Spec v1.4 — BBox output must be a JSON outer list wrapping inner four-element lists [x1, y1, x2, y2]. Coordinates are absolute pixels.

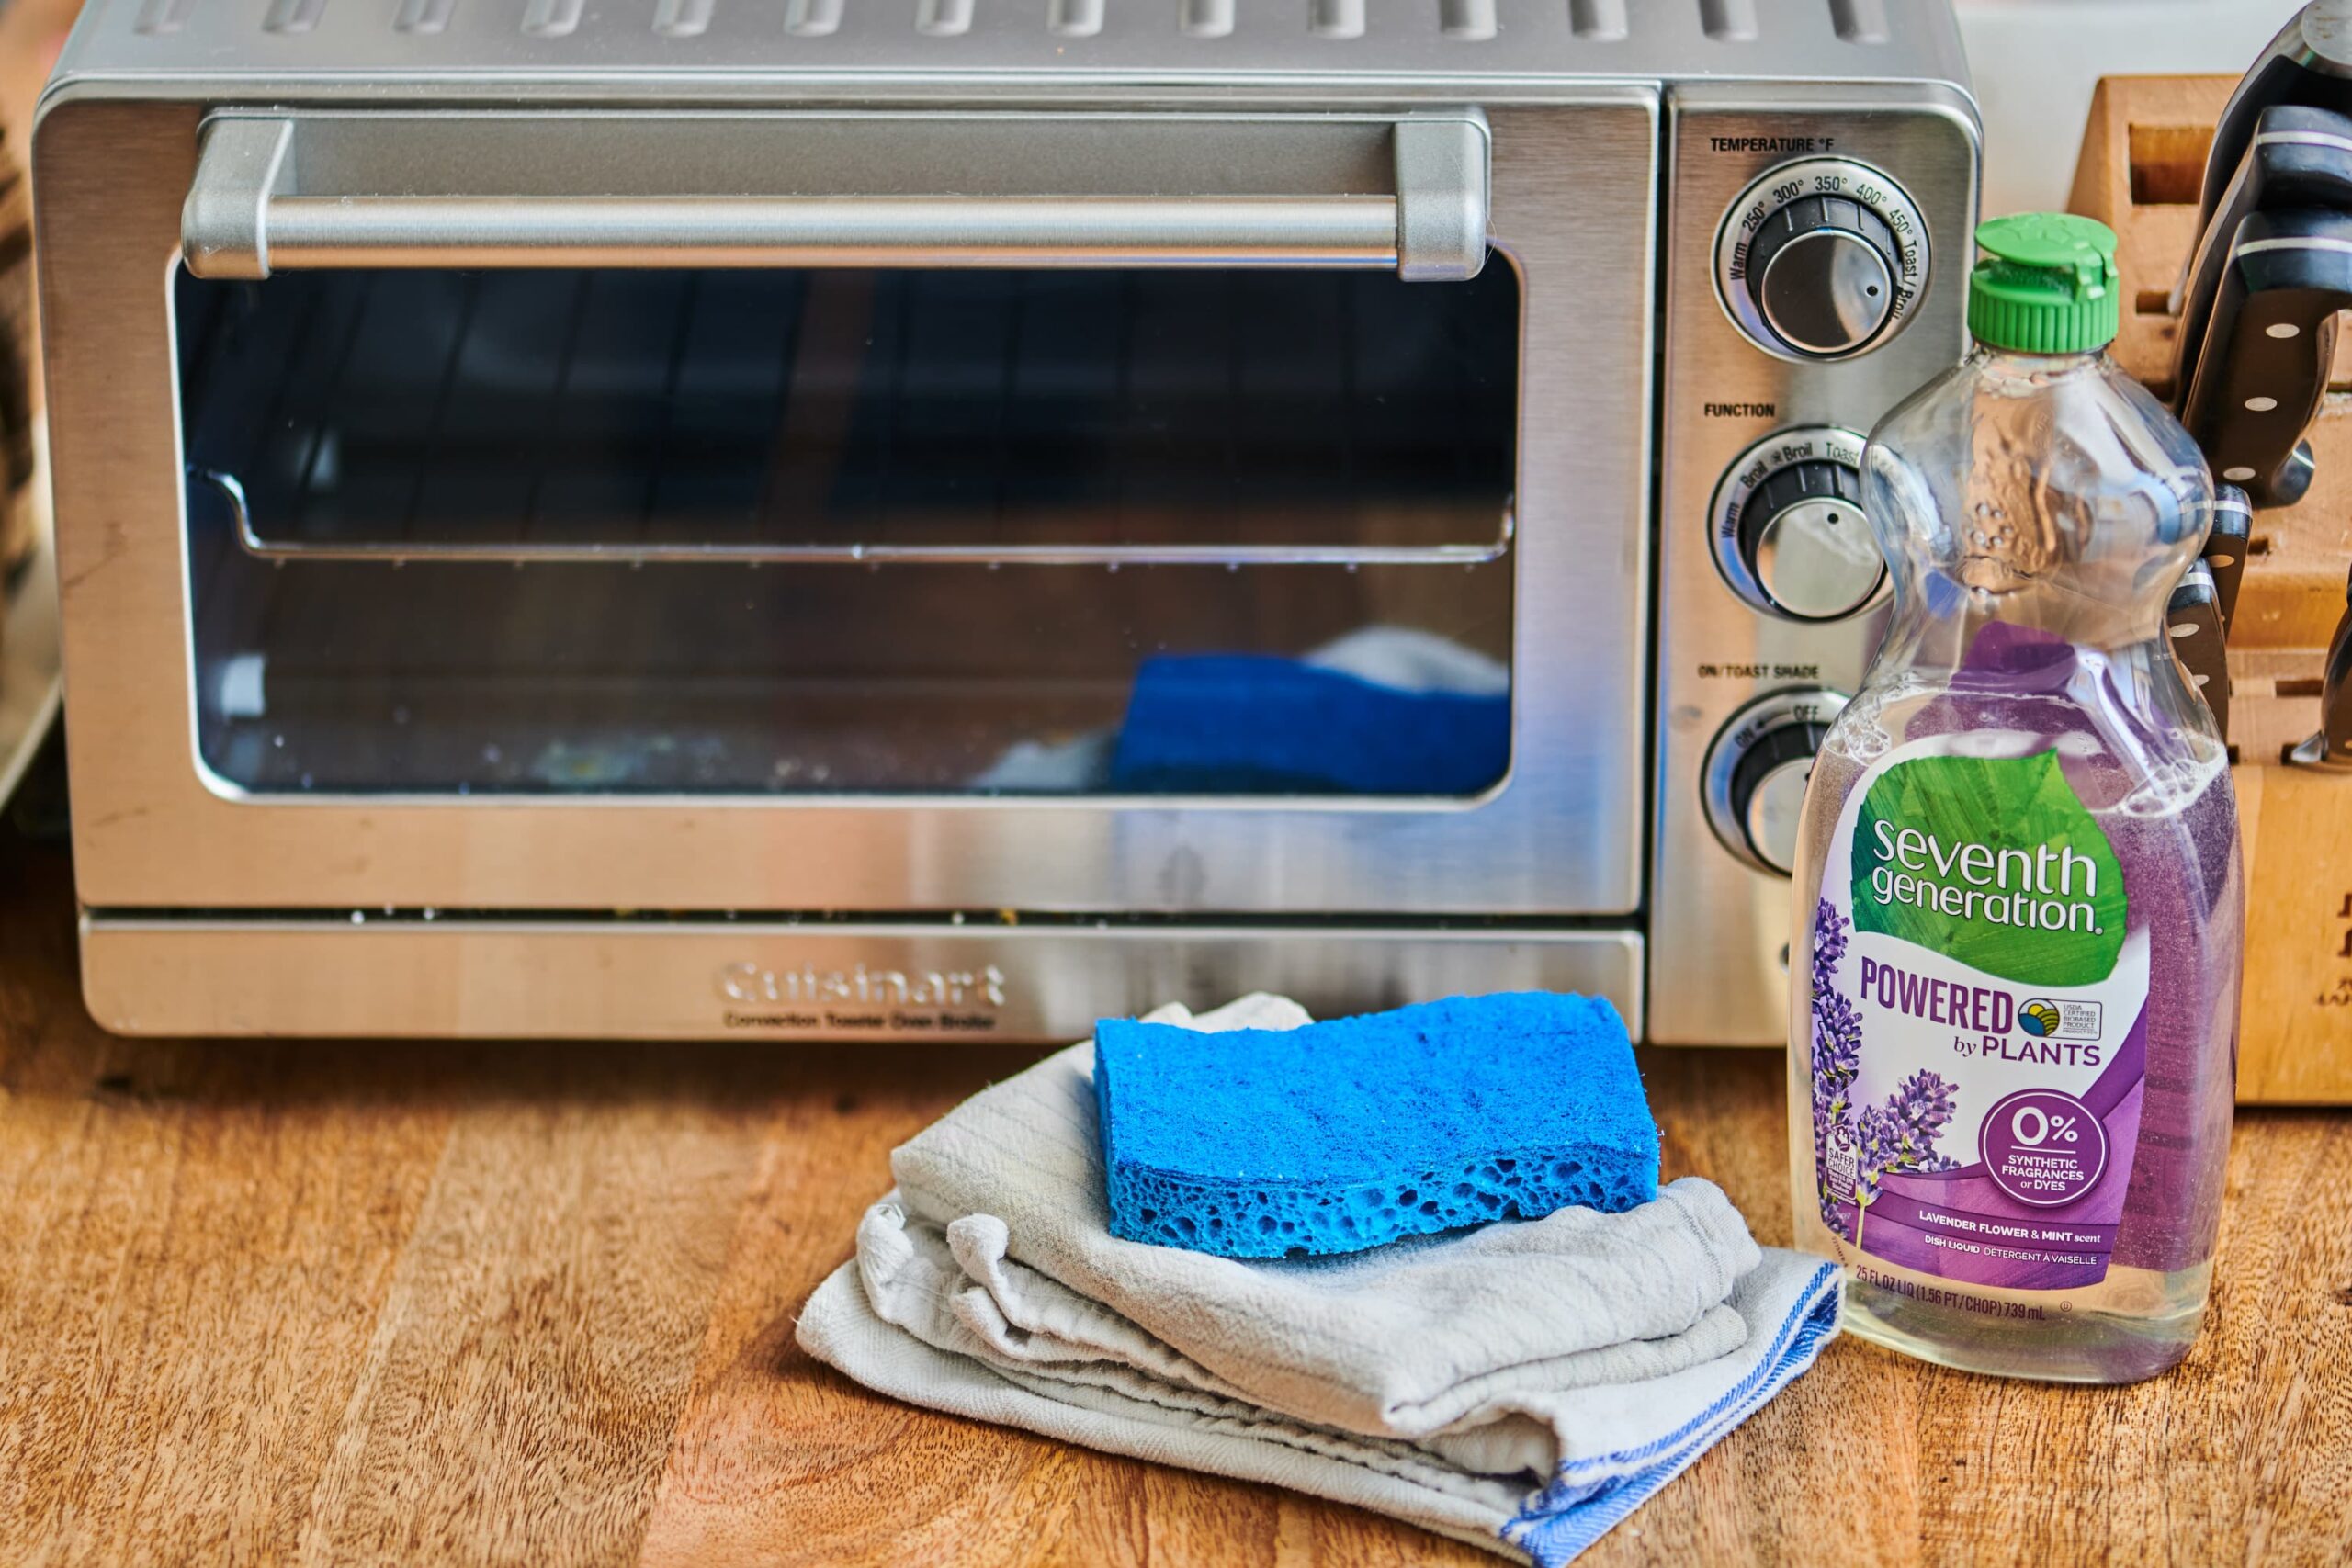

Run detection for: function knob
[[1716, 159, 1930, 362], [1703, 690, 1849, 878], [1745, 195, 1899, 357], [1739, 457, 1883, 621], [1710, 426, 1885, 622]]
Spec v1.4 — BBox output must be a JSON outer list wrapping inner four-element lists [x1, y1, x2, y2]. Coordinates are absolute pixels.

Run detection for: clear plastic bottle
[[1787, 214, 2243, 1383]]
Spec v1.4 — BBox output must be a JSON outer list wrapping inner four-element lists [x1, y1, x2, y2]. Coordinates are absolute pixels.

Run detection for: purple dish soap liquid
[[1787, 214, 2243, 1383]]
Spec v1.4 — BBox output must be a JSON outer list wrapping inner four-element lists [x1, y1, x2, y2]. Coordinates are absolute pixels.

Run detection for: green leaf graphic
[[1850, 750, 2125, 987]]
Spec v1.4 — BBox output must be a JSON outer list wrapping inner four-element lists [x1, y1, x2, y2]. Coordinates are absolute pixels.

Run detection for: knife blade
[[2195, 3, 2352, 242], [2179, 208, 2352, 508], [2324, 562, 2352, 758], [2168, 559, 2231, 742], [2204, 483, 2253, 636], [2172, 105, 2352, 410], [2290, 561, 2352, 768]]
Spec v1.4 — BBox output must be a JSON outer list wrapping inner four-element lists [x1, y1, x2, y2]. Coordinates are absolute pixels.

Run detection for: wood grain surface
[[0, 835, 2344, 1565]]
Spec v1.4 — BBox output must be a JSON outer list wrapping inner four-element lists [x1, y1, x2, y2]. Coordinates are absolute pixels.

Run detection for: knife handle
[[2249, 103, 2352, 203], [2203, 484, 2253, 636], [2171, 104, 2352, 405], [2196, 6, 2352, 236], [2168, 560, 2232, 743], [2181, 209, 2352, 508]]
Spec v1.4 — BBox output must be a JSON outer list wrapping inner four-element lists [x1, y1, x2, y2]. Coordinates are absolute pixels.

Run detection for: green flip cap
[[1967, 212, 2120, 355]]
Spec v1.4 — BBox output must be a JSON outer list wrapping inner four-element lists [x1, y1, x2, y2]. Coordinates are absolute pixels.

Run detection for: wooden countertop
[[0, 834, 2344, 1565]]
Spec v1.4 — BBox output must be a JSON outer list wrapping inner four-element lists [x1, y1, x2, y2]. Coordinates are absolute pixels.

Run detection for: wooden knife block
[[2071, 75, 2352, 1102]]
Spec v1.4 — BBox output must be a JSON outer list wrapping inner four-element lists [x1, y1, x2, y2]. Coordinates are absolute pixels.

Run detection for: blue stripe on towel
[[1500, 1261, 1843, 1566], [1107, 654, 1510, 796]]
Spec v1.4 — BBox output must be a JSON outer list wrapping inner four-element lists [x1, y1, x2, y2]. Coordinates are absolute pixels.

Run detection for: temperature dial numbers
[[1716, 159, 1929, 361], [1710, 427, 1885, 622], [1702, 689, 1848, 878]]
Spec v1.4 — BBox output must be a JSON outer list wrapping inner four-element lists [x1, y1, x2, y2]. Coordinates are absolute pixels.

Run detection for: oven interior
[[175, 263, 1520, 798]]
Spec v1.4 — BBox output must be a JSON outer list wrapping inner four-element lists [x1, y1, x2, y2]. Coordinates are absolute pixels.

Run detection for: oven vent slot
[[1177, 0, 1234, 39], [785, 0, 844, 37], [262, 0, 326, 35], [1308, 0, 1365, 39], [135, 0, 199, 34], [1698, 0, 1759, 43], [917, 0, 977, 37], [1827, 0, 1891, 45], [394, 0, 457, 34], [521, 0, 582, 38], [1567, 0, 1628, 41], [1438, 0, 1498, 41], [653, 0, 713, 37], [1047, 0, 1105, 38]]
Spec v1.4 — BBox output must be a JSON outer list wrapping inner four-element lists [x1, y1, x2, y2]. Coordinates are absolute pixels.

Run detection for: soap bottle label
[[1809, 734, 2146, 1292]]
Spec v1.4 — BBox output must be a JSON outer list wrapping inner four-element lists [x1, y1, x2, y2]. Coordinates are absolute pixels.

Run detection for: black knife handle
[[2173, 105, 2352, 403], [2203, 484, 2253, 636], [2252, 104, 2352, 203], [2197, 7, 2352, 237], [2181, 209, 2352, 508], [2168, 561, 2232, 742]]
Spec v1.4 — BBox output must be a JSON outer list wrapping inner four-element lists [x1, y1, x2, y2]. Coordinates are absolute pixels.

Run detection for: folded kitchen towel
[[796, 994, 1842, 1565]]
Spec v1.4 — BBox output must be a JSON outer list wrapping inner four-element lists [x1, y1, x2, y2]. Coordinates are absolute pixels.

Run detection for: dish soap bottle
[[1788, 214, 2243, 1383]]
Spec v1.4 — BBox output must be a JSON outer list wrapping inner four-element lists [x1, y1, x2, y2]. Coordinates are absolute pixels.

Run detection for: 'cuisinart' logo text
[[715, 961, 1007, 1011]]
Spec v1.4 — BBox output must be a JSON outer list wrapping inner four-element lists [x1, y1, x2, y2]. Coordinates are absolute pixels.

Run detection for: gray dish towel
[[797, 994, 1840, 1565]]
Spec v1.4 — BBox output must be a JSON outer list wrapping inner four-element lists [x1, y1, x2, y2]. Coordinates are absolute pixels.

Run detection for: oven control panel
[[1654, 94, 1980, 1046]]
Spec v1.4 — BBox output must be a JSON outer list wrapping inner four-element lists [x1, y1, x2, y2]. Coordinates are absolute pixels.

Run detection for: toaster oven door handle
[[181, 116, 1489, 283]]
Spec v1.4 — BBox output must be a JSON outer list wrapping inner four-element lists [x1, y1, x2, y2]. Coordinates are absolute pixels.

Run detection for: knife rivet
[[2265, 322, 2301, 339], [2245, 396, 2279, 412], [2223, 466, 2256, 481]]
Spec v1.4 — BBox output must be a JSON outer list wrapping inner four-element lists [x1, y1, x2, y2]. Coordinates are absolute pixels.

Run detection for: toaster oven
[[33, 0, 1977, 1043]]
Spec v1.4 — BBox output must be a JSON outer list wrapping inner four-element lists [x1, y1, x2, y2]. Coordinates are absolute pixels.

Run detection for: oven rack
[[198, 468, 1514, 568]]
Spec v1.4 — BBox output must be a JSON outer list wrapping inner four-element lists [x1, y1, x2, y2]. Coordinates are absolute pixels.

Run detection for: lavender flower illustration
[[1809, 900, 1863, 1235], [1809, 900, 1959, 1246]]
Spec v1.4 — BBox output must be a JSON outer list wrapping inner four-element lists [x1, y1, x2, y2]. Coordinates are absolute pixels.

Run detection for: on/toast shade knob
[[1702, 690, 1849, 878], [1736, 457, 1884, 622], [1715, 159, 1931, 363], [1727, 717, 1830, 876], [1744, 194, 1900, 357]]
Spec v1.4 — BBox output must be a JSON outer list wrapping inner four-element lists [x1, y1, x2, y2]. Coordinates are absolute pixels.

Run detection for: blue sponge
[[1107, 655, 1510, 796], [1093, 993, 1657, 1258]]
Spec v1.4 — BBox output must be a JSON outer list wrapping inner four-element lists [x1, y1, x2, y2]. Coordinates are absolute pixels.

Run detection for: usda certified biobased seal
[[1808, 731, 2146, 1292]]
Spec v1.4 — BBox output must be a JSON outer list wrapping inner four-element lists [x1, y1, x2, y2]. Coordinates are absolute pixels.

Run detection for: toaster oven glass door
[[175, 264, 1519, 799]]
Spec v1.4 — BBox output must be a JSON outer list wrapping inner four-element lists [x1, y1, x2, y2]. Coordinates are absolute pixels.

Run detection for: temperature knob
[[1746, 195, 1899, 356], [1716, 159, 1930, 361], [1710, 426, 1885, 622], [1703, 690, 1849, 877]]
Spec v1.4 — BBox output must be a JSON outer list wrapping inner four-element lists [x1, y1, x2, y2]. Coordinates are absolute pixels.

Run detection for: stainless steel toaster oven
[[33, 0, 1977, 1043]]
